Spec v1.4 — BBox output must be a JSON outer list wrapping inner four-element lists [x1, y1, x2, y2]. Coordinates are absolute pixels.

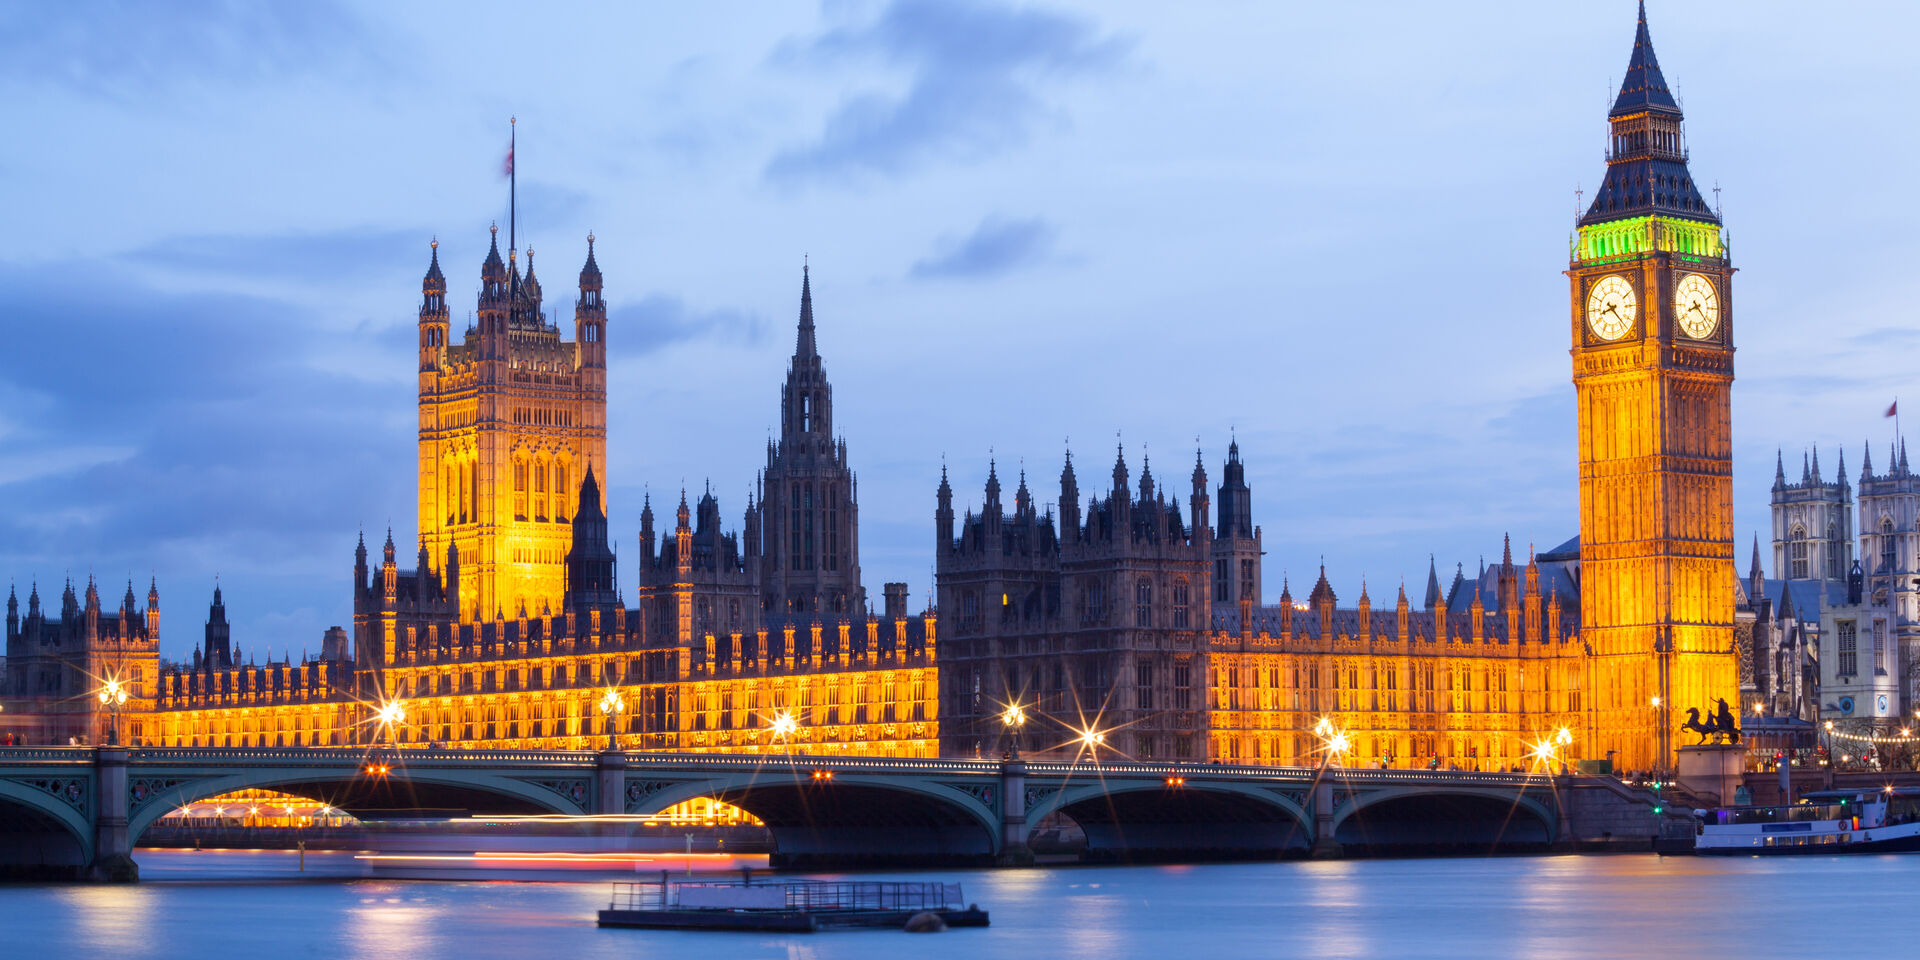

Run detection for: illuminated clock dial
[[1586, 275, 1637, 341], [1674, 273, 1720, 338]]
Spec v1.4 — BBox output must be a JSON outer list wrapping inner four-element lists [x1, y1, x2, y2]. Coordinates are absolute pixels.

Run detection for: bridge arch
[[125, 765, 583, 844], [0, 777, 94, 877], [1332, 785, 1557, 855], [629, 770, 1001, 868], [1029, 778, 1314, 861]]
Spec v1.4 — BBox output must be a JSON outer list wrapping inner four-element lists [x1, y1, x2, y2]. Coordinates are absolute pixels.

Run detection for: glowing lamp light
[[1077, 727, 1106, 748], [1328, 733, 1351, 754], [1530, 740, 1558, 765], [769, 712, 799, 738], [1313, 717, 1334, 738], [1554, 727, 1574, 746], [375, 700, 406, 727], [1000, 703, 1028, 728], [1649, 696, 1662, 708], [97, 678, 129, 707]]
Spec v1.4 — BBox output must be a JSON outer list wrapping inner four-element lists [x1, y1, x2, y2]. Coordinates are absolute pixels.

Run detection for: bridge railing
[[0, 746, 1583, 789], [0, 747, 97, 762]]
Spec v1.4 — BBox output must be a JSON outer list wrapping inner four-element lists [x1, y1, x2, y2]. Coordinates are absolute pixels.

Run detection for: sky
[[4, 1, 1918, 664]]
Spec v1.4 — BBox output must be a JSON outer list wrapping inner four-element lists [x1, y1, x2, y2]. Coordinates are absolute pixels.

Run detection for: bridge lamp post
[[374, 700, 407, 746], [1000, 702, 1028, 760], [98, 678, 129, 746], [1553, 727, 1574, 775], [769, 711, 800, 752], [1325, 732, 1351, 768], [1076, 727, 1106, 763], [597, 690, 624, 752]]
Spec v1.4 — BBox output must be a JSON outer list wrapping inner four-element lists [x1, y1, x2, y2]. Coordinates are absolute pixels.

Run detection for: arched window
[[803, 483, 815, 570], [1789, 524, 1809, 579], [552, 462, 569, 522], [533, 457, 548, 521], [1135, 577, 1153, 627], [513, 458, 528, 520], [1172, 578, 1190, 628], [1882, 518, 1897, 571], [1828, 521, 1843, 579]]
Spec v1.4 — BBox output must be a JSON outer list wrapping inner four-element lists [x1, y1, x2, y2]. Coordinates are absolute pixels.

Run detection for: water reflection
[[1297, 860, 1370, 959], [6, 852, 1920, 959]]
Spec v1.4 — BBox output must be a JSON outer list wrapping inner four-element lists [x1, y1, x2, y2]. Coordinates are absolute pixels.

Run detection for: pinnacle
[[795, 263, 817, 358], [1611, 0, 1678, 117]]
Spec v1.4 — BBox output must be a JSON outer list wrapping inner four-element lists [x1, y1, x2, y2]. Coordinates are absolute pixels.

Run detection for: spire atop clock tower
[[1581, 2, 1717, 227]]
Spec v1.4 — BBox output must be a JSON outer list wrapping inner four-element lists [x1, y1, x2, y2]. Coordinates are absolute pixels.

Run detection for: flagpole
[[508, 117, 517, 311], [509, 117, 516, 256]]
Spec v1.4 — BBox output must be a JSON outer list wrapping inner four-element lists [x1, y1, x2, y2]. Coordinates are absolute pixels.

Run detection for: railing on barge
[[609, 877, 966, 914]]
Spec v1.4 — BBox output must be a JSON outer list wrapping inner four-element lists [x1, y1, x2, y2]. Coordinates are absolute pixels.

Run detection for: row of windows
[[513, 459, 572, 523], [513, 407, 577, 427], [786, 482, 842, 572]]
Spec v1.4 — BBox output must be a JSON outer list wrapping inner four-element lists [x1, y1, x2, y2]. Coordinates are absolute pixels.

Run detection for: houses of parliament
[[3, 6, 1739, 775]]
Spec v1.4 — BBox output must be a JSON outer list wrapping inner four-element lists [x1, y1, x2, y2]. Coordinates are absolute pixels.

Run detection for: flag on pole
[[504, 142, 514, 177], [1888, 400, 1899, 418]]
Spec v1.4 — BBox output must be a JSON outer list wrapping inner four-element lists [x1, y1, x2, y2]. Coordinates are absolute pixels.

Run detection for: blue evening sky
[[4, 1, 1915, 661]]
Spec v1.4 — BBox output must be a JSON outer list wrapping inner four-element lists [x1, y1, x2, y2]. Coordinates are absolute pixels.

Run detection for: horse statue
[[1680, 701, 1743, 745], [1713, 698, 1741, 744], [1681, 707, 1719, 744]]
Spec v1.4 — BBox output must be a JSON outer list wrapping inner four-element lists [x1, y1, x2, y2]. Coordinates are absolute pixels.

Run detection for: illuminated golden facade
[[416, 230, 607, 623], [1208, 566, 1584, 770], [33, 11, 1748, 780], [1570, 7, 1738, 771]]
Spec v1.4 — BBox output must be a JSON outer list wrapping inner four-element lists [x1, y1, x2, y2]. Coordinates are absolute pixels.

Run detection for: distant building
[[936, 447, 1214, 760], [4, 579, 159, 744]]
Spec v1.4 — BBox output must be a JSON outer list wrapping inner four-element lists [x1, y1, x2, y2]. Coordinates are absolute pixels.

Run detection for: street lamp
[[769, 711, 799, 752], [1530, 738, 1559, 769], [1076, 726, 1106, 762], [1000, 701, 1028, 759], [1326, 732, 1351, 766], [373, 699, 406, 746], [98, 678, 129, 746], [597, 690, 624, 752]]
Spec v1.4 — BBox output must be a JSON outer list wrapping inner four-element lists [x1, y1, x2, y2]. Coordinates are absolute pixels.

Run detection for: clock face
[[1674, 273, 1720, 338], [1586, 275, 1637, 341]]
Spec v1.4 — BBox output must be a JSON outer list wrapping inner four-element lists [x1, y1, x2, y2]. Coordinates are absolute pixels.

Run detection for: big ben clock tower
[[1570, 3, 1738, 773]]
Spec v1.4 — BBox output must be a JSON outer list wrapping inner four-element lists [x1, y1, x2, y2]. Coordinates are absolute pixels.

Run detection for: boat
[[1695, 787, 1920, 855], [597, 877, 989, 932]]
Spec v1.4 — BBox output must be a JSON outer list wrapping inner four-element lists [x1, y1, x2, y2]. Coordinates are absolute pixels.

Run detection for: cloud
[[0, 254, 408, 654], [910, 215, 1057, 279], [608, 295, 768, 357], [766, 0, 1131, 183], [126, 228, 423, 286], [0, 1, 386, 98]]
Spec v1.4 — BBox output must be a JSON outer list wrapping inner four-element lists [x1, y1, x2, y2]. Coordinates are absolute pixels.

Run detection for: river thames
[[4, 850, 1918, 959]]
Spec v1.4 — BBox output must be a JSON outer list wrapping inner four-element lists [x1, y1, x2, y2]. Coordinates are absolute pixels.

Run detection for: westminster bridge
[[0, 746, 1678, 880]]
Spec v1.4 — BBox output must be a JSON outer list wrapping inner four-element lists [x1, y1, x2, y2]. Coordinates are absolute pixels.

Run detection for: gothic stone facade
[[416, 230, 608, 623], [1568, 6, 1740, 772]]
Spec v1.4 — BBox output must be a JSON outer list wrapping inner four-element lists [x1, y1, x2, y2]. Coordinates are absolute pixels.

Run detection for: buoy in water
[[903, 912, 947, 933]]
